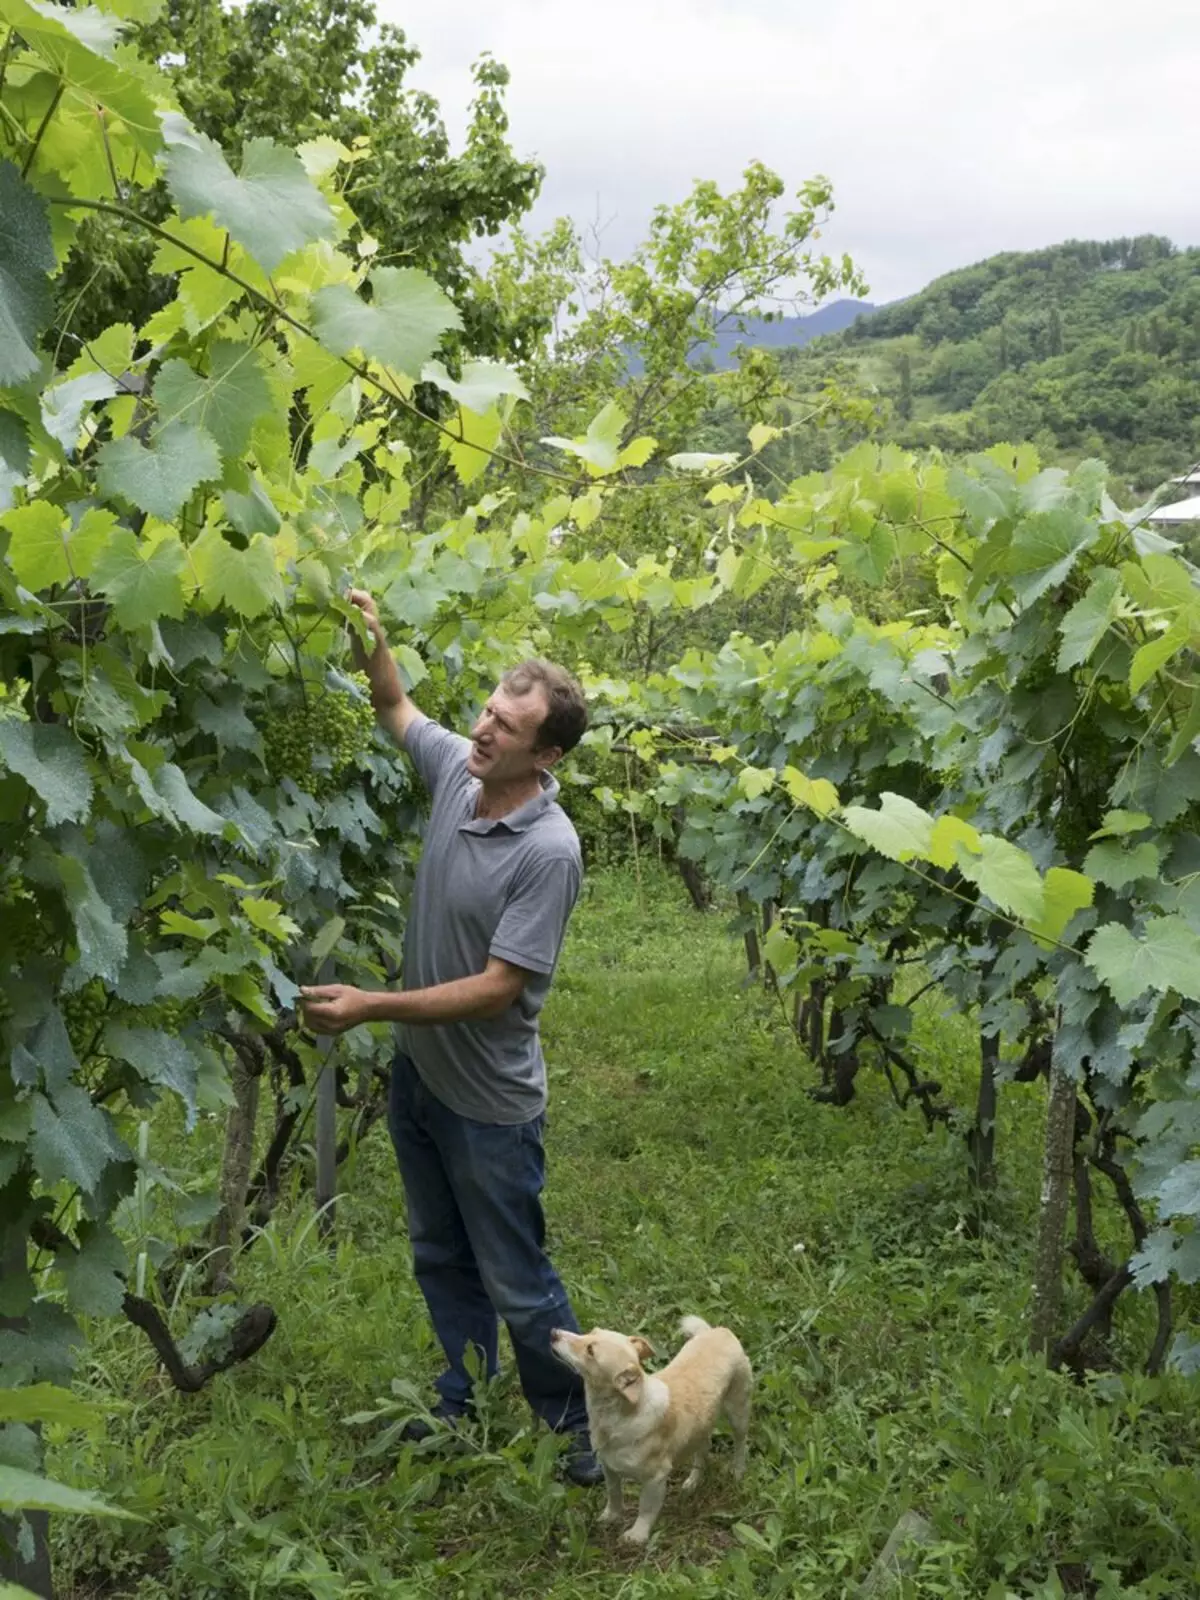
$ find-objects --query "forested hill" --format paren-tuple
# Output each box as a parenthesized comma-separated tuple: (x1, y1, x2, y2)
(783, 236, 1200, 489)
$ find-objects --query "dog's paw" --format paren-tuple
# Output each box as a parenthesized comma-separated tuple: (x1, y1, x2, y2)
(681, 1469, 702, 1494)
(598, 1505, 622, 1527)
(620, 1525, 651, 1548)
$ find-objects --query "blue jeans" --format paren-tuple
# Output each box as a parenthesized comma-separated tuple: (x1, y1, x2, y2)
(387, 1051, 588, 1433)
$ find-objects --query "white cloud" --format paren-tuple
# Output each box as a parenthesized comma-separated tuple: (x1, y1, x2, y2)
(378, 0, 1200, 302)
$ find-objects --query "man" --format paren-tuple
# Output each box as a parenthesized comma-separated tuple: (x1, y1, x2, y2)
(300, 589, 601, 1486)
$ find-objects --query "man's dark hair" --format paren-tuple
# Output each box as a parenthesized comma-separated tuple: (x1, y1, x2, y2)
(501, 660, 588, 754)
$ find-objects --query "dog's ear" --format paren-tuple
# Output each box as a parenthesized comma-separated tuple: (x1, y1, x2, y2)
(614, 1365, 643, 1401)
(630, 1336, 655, 1364)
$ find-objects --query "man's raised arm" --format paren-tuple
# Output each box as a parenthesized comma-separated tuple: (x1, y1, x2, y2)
(348, 588, 421, 746)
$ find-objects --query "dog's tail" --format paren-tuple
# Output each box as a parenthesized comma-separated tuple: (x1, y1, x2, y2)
(679, 1315, 711, 1341)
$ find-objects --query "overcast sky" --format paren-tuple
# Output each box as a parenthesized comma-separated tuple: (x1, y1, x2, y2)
(377, 0, 1200, 307)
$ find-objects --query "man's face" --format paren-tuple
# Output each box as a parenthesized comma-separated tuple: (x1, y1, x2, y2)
(467, 682, 560, 784)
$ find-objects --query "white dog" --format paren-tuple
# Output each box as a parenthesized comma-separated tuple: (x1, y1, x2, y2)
(550, 1315, 752, 1546)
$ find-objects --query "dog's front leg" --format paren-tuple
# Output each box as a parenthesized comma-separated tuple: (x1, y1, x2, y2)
(599, 1465, 624, 1526)
(621, 1476, 668, 1547)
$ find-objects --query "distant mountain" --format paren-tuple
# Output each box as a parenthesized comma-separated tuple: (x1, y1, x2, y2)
(776, 235, 1200, 489)
(690, 298, 878, 371)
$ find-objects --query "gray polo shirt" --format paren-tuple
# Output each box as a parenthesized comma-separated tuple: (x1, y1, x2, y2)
(397, 713, 582, 1123)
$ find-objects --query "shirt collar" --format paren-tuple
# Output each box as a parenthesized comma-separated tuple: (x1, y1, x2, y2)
(461, 769, 559, 834)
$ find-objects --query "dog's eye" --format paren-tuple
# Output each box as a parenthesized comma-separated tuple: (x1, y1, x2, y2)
(586, 1342, 595, 1357)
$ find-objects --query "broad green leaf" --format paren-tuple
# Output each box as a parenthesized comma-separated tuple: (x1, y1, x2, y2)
(0, 410, 31, 510)
(842, 792, 933, 862)
(190, 526, 285, 618)
(311, 267, 462, 377)
(1082, 839, 1161, 891)
(153, 343, 272, 460)
(1027, 867, 1094, 949)
(20, 1007, 79, 1096)
(1091, 809, 1152, 838)
(1121, 552, 1197, 620)
(162, 113, 336, 274)
(0, 1463, 132, 1518)
(392, 642, 428, 690)
(1002, 509, 1096, 606)
(1056, 566, 1123, 670)
(96, 423, 219, 522)
(1087, 917, 1200, 1007)
(1130, 624, 1187, 696)
(748, 422, 780, 454)
(955, 834, 1044, 920)
(54, 1219, 126, 1316)
(736, 766, 776, 801)
(0, 160, 55, 386)
(150, 763, 228, 835)
(0, 502, 115, 589)
(761, 922, 799, 974)
(30, 1085, 124, 1194)
(241, 897, 300, 942)
(0, 1384, 104, 1430)
(103, 1024, 199, 1127)
(780, 765, 839, 818)
(927, 814, 981, 870)
(56, 855, 127, 982)
(441, 404, 501, 487)
(297, 134, 352, 179)
(422, 358, 528, 412)
(40, 370, 120, 454)
(666, 452, 738, 473)
(1, 0, 160, 154)
(0, 720, 93, 826)
(158, 910, 216, 940)
(542, 401, 627, 476)
(90, 529, 188, 628)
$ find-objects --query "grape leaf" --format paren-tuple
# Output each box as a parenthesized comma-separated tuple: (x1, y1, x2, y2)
(1057, 566, 1123, 670)
(0, 721, 93, 826)
(1129, 624, 1187, 697)
(842, 792, 934, 862)
(780, 765, 839, 818)
(162, 114, 336, 274)
(422, 358, 528, 413)
(0, 410, 31, 510)
(955, 835, 1045, 920)
(0, 502, 115, 590)
(150, 763, 229, 836)
(0, 160, 55, 386)
(54, 1220, 126, 1317)
(96, 423, 220, 522)
(56, 855, 127, 984)
(1002, 509, 1097, 606)
(0, 1384, 104, 1429)
(927, 814, 982, 870)
(89, 529, 188, 629)
(19, 1008, 79, 1097)
(153, 342, 272, 460)
(441, 404, 501, 487)
(1027, 867, 1094, 949)
(29, 1086, 125, 1194)
(104, 1024, 199, 1128)
(0, 1462, 131, 1518)
(311, 267, 463, 377)
(40, 370, 121, 455)
(1086, 917, 1200, 1007)
(1082, 839, 1161, 891)
(736, 766, 776, 801)
(190, 526, 284, 618)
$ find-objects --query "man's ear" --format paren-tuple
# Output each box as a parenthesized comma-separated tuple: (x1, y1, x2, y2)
(630, 1336, 655, 1364)
(534, 744, 564, 772)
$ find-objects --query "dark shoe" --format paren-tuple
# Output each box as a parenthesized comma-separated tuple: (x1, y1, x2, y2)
(399, 1401, 470, 1444)
(562, 1432, 604, 1487)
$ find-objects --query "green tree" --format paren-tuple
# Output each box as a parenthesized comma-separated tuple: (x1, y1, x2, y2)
(896, 350, 913, 420)
(54, 0, 542, 350)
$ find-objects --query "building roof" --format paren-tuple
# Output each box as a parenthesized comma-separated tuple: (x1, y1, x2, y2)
(1171, 471, 1200, 485)
(1149, 494, 1200, 523)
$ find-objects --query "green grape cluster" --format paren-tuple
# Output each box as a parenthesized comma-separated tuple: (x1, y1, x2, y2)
(63, 979, 109, 1056)
(263, 684, 377, 801)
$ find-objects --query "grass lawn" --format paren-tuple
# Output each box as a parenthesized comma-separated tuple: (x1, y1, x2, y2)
(52, 867, 1200, 1598)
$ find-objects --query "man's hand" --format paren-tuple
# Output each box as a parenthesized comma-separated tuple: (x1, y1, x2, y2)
(300, 983, 373, 1035)
(347, 588, 389, 675)
(346, 588, 419, 742)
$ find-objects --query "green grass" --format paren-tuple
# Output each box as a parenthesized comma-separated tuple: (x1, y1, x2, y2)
(51, 868, 1200, 1598)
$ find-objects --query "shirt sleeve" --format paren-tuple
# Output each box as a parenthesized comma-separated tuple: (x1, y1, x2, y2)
(489, 851, 582, 976)
(403, 712, 471, 801)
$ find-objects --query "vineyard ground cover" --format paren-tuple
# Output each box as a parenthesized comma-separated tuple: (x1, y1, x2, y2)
(49, 868, 1200, 1599)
